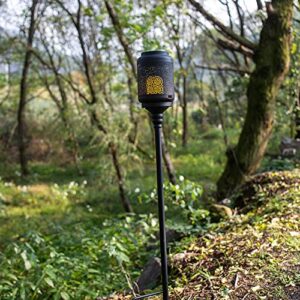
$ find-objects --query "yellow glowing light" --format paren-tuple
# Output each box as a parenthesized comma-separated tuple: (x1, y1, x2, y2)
(146, 76, 164, 95)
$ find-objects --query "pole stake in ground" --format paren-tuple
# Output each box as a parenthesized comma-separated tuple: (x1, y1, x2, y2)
(135, 50, 175, 300)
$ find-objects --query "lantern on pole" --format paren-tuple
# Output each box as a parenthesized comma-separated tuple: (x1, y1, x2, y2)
(135, 50, 174, 300)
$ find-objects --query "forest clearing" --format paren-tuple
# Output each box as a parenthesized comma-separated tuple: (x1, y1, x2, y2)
(0, 0, 299, 299)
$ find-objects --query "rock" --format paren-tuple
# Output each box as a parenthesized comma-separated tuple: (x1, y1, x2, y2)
(212, 204, 233, 218)
(147, 228, 184, 251)
(280, 137, 300, 158)
(165, 228, 184, 244)
(133, 257, 161, 293)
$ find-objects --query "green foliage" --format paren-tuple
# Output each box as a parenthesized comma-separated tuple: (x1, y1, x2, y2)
(260, 157, 297, 172)
(0, 176, 161, 299)
(0, 167, 212, 299)
(164, 180, 210, 229)
(136, 178, 209, 233)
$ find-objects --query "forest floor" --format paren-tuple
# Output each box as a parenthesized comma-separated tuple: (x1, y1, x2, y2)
(106, 170, 300, 300)
(169, 170, 300, 300)
(0, 129, 299, 299)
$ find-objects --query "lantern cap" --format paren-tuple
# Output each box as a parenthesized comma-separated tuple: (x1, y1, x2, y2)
(141, 50, 168, 56)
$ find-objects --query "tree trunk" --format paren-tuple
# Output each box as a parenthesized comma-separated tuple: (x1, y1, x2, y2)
(127, 73, 138, 144)
(17, 0, 39, 176)
(161, 131, 177, 185)
(182, 76, 188, 147)
(217, 0, 293, 200)
(295, 90, 300, 139)
(109, 142, 133, 213)
(36, 47, 82, 175)
(62, 113, 82, 175)
(55, 0, 134, 213)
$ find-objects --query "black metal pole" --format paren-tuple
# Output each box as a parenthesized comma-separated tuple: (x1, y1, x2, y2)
(152, 112, 169, 300)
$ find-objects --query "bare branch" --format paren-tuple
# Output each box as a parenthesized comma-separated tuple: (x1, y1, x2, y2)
(256, 0, 263, 10)
(232, 0, 245, 37)
(188, 0, 257, 51)
(104, 0, 137, 78)
(188, 13, 240, 67)
(194, 64, 251, 75)
(217, 38, 254, 58)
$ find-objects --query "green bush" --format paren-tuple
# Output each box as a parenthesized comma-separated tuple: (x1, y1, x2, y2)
(260, 157, 297, 172)
(135, 178, 210, 233)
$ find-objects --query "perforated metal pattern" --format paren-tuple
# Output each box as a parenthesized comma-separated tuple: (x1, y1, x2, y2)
(146, 76, 164, 95)
(137, 60, 174, 101)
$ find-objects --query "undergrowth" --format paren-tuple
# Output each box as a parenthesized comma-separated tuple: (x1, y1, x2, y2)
(104, 170, 300, 300)
(0, 176, 207, 299)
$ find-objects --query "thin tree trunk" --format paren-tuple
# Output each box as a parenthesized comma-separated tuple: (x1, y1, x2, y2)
(35, 48, 82, 175)
(256, 0, 263, 10)
(211, 75, 229, 147)
(217, 0, 293, 199)
(182, 76, 188, 147)
(61, 113, 82, 175)
(161, 131, 177, 185)
(109, 142, 133, 213)
(17, 0, 39, 176)
(104, 0, 137, 78)
(56, 0, 133, 212)
(127, 73, 138, 144)
(295, 89, 300, 139)
(148, 114, 177, 184)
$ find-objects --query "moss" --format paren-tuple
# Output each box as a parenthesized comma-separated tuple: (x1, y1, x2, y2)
(170, 170, 300, 299)
(232, 169, 300, 209)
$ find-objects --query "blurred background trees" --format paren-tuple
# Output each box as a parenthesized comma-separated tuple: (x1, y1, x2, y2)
(0, 0, 298, 204)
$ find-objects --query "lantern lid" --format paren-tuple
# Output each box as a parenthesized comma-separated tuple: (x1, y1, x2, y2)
(141, 50, 168, 56)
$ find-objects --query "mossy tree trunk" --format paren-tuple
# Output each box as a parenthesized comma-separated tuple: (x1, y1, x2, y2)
(217, 0, 294, 199)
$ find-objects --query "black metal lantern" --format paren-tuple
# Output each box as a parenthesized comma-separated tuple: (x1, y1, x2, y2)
(134, 50, 174, 300)
(137, 50, 174, 114)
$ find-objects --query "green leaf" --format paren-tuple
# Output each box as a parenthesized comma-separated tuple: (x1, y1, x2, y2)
(60, 291, 70, 300)
(24, 260, 32, 270)
(131, 24, 143, 33)
(45, 268, 56, 280)
(44, 277, 54, 288)
(83, 7, 93, 17)
(291, 43, 297, 55)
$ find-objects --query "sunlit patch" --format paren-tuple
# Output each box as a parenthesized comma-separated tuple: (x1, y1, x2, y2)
(146, 76, 164, 95)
